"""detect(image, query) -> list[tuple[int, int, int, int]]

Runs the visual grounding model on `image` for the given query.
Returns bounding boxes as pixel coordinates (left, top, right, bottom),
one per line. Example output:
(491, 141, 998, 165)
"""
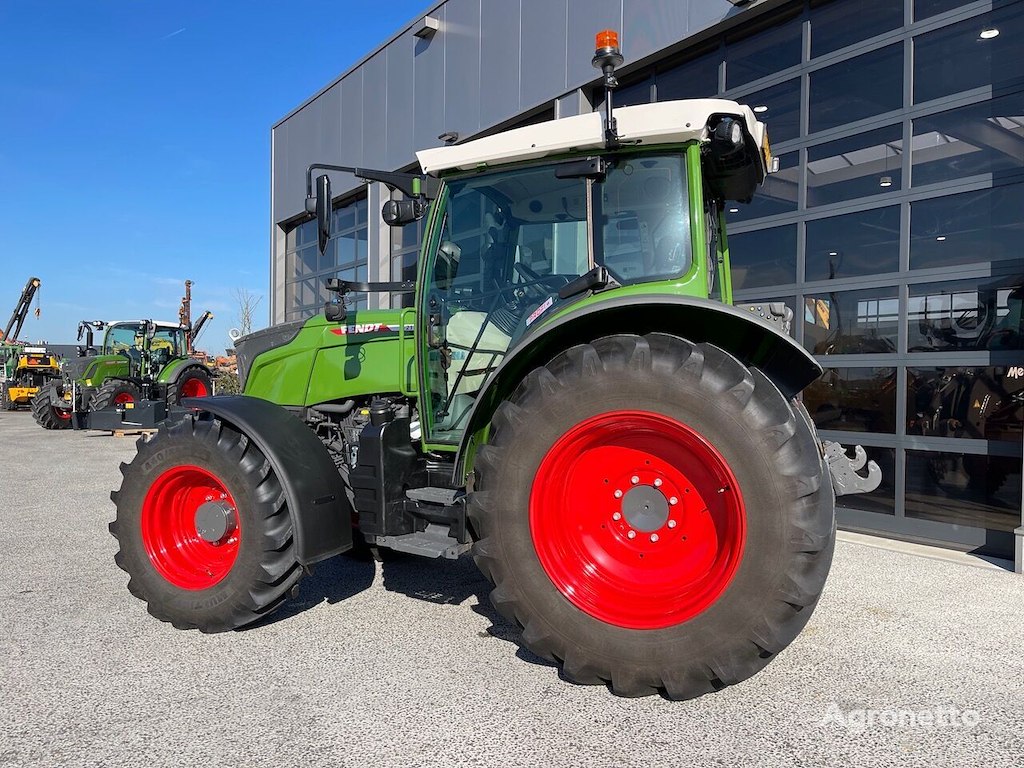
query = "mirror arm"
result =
(305, 164, 439, 202)
(325, 278, 417, 295)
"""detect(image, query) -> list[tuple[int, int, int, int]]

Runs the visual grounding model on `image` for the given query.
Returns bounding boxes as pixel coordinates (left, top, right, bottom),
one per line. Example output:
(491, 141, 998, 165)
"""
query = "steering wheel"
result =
(512, 262, 552, 301)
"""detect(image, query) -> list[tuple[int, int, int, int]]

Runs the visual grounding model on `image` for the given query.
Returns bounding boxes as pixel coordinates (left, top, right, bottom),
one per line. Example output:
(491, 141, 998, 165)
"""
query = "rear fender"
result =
(181, 395, 353, 564)
(455, 294, 823, 479)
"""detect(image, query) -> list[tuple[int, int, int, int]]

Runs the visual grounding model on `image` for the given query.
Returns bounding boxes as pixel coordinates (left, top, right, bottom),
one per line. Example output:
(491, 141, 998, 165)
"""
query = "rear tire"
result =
(109, 416, 303, 632)
(31, 381, 72, 429)
(167, 367, 213, 404)
(89, 379, 142, 410)
(468, 333, 835, 699)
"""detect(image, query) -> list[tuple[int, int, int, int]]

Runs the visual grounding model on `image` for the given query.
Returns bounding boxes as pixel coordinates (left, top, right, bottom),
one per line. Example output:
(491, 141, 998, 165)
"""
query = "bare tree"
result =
(232, 288, 263, 337)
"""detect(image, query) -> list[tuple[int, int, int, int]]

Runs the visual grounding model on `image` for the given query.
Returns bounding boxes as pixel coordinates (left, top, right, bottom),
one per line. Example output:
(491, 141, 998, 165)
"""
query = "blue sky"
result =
(0, 0, 429, 352)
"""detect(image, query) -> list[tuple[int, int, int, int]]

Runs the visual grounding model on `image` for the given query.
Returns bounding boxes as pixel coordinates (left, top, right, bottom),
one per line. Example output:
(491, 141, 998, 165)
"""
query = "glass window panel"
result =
(804, 367, 898, 433)
(803, 286, 899, 354)
(836, 445, 897, 515)
(334, 230, 359, 267)
(291, 244, 317, 277)
(809, 44, 902, 133)
(729, 224, 797, 290)
(911, 93, 1024, 187)
(909, 184, 1024, 269)
(725, 17, 802, 89)
(734, 78, 800, 144)
(333, 204, 356, 232)
(908, 366, 1024, 443)
(807, 125, 903, 207)
(726, 151, 798, 224)
(914, 5, 1024, 104)
(906, 450, 1022, 534)
(295, 220, 315, 248)
(733, 296, 797, 337)
(318, 238, 337, 273)
(657, 50, 721, 100)
(810, 0, 903, 58)
(614, 76, 653, 107)
(907, 274, 1024, 353)
(805, 206, 900, 281)
(914, 0, 964, 21)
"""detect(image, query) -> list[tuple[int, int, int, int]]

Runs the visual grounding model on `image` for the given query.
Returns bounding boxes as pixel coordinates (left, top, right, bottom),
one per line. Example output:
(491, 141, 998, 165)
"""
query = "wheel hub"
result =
(620, 485, 669, 532)
(194, 501, 237, 544)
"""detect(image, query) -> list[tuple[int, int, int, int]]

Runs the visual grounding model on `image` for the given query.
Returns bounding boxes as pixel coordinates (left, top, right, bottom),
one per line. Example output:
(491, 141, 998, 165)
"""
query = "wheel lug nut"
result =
(613, 489, 623, 499)
(654, 478, 663, 487)
(650, 533, 659, 542)
(667, 519, 677, 529)
(612, 512, 622, 521)
(627, 530, 636, 539)
(669, 496, 678, 505)
(630, 476, 639, 485)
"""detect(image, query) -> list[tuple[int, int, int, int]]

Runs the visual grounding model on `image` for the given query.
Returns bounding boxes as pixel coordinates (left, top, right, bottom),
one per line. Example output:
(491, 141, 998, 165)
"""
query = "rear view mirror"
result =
(145, 321, 157, 341)
(315, 174, 332, 254)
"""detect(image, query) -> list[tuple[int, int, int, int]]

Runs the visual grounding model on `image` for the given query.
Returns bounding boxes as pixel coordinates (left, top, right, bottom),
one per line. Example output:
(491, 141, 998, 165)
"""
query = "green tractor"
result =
(110, 35, 879, 699)
(32, 317, 214, 430)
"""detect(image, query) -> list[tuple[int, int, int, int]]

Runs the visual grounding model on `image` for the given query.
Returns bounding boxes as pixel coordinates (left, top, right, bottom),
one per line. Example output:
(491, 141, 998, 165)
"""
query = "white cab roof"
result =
(417, 99, 766, 175)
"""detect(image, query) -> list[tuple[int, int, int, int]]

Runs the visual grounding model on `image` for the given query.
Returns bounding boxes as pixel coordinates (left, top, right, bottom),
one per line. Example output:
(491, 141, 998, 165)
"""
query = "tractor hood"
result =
(234, 320, 305, 390)
(60, 356, 94, 381)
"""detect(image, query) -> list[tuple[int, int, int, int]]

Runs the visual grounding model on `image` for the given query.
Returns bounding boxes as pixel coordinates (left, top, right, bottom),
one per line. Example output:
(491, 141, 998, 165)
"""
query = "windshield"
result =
(424, 153, 691, 442)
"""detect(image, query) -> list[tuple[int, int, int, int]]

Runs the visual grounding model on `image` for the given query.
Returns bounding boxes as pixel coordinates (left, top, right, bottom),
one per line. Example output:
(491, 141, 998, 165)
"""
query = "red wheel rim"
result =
(179, 378, 209, 398)
(113, 392, 135, 405)
(529, 410, 746, 629)
(141, 465, 241, 590)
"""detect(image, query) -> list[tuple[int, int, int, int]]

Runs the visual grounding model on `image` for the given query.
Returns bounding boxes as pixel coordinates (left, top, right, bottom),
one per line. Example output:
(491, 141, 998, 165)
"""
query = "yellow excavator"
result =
(0, 277, 61, 410)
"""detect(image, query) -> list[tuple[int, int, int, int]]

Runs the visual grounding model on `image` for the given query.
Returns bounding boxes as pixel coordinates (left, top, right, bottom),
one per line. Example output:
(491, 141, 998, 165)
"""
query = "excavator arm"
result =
(2, 277, 41, 342)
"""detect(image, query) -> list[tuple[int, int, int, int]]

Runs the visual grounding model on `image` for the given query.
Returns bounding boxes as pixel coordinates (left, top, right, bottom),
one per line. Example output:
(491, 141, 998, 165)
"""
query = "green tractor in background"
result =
(110, 34, 879, 699)
(32, 316, 214, 429)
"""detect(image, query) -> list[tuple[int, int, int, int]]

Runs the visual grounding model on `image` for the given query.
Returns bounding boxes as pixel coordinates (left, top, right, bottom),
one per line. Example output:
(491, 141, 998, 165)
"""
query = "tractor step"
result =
(374, 523, 470, 559)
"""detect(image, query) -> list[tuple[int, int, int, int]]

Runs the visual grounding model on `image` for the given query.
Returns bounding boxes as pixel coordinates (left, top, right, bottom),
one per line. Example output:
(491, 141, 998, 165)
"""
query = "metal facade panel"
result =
(443, 0, 482, 142)
(413, 11, 446, 157)
(274, 95, 322, 224)
(623, 0, 691, 63)
(566, 0, 622, 88)
(388, 32, 416, 169)
(338, 73, 363, 166)
(687, 1, 736, 38)
(271, 123, 288, 225)
(479, 0, 522, 127)
(361, 51, 388, 170)
(520, 0, 568, 112)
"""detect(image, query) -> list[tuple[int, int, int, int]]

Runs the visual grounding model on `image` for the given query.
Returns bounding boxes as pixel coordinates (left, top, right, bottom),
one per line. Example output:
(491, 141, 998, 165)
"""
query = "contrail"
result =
(162, 27, 186, 40)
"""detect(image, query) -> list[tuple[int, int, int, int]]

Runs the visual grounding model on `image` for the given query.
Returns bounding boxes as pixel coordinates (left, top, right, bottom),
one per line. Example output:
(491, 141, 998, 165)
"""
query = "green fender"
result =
(454, 293, 823, 481)
(156, 357, 210, 384)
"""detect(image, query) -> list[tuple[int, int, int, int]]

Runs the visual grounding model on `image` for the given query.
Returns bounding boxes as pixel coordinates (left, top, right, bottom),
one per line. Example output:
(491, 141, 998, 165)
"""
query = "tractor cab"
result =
(410, 98, 772, 444)
(101, 321, 187, 376)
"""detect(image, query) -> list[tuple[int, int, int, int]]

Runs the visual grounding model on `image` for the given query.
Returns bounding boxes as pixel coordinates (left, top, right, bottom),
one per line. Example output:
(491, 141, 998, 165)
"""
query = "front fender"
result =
(455, 294, 822, 480)
(158, 357, 209, 384)
(181, 395, 353, 564)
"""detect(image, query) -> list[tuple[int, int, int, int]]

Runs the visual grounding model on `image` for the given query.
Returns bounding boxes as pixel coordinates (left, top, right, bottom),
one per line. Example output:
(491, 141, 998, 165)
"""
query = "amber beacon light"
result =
(592, 30, 624, 148)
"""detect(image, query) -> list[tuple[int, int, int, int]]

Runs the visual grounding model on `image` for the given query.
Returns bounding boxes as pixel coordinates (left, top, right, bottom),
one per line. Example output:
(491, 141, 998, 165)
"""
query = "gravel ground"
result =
(1, 410, 1022, 768)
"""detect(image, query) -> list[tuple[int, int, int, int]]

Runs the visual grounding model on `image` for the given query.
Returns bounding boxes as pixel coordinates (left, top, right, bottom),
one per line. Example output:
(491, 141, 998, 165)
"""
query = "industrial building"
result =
(270, 0, 1023, 561)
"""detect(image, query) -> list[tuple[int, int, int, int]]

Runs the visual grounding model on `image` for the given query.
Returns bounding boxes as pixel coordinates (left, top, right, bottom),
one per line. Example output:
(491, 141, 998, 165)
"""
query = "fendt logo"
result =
(329, 323, 415, 337)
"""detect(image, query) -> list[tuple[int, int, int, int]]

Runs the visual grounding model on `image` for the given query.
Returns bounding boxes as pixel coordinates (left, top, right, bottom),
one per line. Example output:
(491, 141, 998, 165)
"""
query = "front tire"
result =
(89, 379, 142, 411)
(468, 333, 835, 699)
(110, 416, 303, 631)
(31, 381, 72, 429)
(167, 367, 213, 404)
